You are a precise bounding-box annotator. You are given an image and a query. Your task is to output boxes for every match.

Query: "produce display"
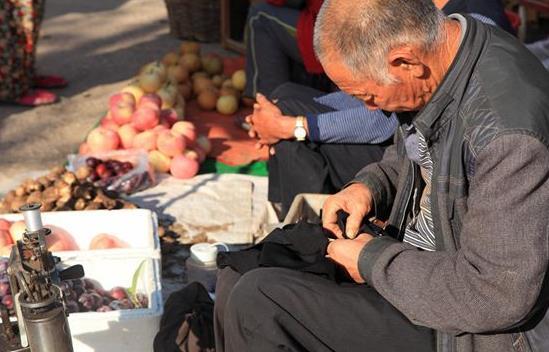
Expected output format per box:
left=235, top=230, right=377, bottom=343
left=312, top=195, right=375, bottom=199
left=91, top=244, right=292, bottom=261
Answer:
left=0, top=258, right=148, bottom=315
left=0, top=166, right=136, bottom=215
left=79, top=41, right=245, bottom=180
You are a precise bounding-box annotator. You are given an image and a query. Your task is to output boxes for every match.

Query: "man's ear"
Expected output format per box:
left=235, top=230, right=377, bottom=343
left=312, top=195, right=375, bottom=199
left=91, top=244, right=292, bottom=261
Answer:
left=388, top=46, right=427, bottom=79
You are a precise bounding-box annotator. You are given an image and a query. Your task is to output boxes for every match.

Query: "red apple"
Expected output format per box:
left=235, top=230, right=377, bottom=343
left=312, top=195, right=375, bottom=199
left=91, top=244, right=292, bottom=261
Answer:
left=118, top=124, right=138, bottom=149
left=171, top=121, right=197, bottom=146
left=109, top=92, right=135, bottom=110
left=170, top=155, right=199, bottom=179
left=9, top=221, right=26, bottom=242
left=110, top=96, right=135, bottom=125
left=160, top=109, right=179, bottom=128
left=0, top=230, right=13, bottom=247
left=87, top=127, right=121, bottom=153
left=79, top=142, right=91, bottom=155
left=138, top=93, right=162, bottom=110
left=100, top=116, right=120, bottom=131
left=45, top=225, right=79, bottom=252
left=133, top=130, right=157, bottom=151
left=132, top=107, right=160, bottom=131
left=157, top=130, right=185, bottom=157
left=0, top=219, right=12, bottom=231
left=89, top=233, right=128, bottom=250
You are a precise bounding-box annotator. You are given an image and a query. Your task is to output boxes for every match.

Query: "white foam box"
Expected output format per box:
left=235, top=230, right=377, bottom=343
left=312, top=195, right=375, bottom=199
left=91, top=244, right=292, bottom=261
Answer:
left=0, top=209, right=162, bottom=352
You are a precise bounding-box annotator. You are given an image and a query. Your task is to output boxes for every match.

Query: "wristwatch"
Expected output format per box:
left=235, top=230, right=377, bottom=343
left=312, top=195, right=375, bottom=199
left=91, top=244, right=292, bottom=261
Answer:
left=294, top=116, right=307, bottom=141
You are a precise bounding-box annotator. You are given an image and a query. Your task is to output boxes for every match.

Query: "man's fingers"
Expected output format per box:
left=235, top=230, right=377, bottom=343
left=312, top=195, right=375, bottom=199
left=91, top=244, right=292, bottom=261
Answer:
left=323, top=222, right=344, bottom=239
left=245, top=115, right=253, bottom=124
left=248, top=129, right=257, bottom=139
left=269, top=146, right=276, bottom=155
left=345, top=211, right=366, bottom=239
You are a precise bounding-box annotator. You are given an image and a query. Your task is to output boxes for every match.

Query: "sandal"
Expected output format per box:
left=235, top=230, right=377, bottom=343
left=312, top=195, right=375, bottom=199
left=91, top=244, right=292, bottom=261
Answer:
left=33, top=74, right=68, bottom=89
left=15, top=90, right=58, bottom=106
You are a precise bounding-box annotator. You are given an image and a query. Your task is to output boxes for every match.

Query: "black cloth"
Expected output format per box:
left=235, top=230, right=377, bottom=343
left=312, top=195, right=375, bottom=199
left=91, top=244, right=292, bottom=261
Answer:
left=217, top=215, right=386, bottom=281
left=217, top=221, right=348, bottom=282
left=154, top=282, right=215, bottom=352
left=267, top=83, right=388, bottom=218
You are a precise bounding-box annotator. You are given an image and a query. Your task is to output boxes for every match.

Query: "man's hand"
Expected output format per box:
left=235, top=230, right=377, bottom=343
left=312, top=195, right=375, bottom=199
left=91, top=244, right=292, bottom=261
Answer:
left=246, top=93, right=296, bottom=146
left=322, top=183, right=374, bottom=239
left=327, top=234, right=373, bottom=283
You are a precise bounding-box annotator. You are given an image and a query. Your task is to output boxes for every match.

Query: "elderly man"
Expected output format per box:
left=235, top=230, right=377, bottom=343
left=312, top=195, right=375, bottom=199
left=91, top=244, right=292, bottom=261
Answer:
left=215, top=1, right=549, bottom=351
left=247, top=0, right=515, bottom=218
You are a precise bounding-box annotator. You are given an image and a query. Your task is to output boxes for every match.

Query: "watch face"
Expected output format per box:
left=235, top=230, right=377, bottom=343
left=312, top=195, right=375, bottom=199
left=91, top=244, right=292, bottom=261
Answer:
left=295, top=127, right=307, bottom=140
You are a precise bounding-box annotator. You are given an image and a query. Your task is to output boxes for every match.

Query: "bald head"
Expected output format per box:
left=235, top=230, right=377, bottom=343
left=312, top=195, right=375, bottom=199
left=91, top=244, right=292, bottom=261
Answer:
left=314, top=0, right=445, bottom=84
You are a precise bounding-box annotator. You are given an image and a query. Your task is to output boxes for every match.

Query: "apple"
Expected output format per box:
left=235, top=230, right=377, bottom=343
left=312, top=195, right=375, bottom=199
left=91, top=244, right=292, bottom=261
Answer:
left=79, top=142, right=91, bottom=155
left=180, top=54, right=202, bottom=73
left=100, top=116, right=120, bottom=131
left=216, top=95, right=239, bottom=115
left=109, top=92, right=135, bottom=110
left=9, top=221, right=26, bottom=242
left=0, top=219, right=11, bottom=231
left=0, top=230, right=13, bottom=247
left=45, top=225, right=79, bottom=251
left=162, top=52, right=179, bottom=66
left=157, top=130, right=185, bottom=157
left=132, top=107, right=160, bottom=131
left=170, top=155, right=199, bottom=179
left=231, top=70, right=246, bottom=91
left=133, top=130, right=157, bottom=151
left=89, top=233, right=128, bottom=250
left=197, top=90, right=218, bottom=111
left=201, top=54, right=223, bottom=75
left=138, top=93, right=162, bottom=110
left=167, top=65, right=189, bottom=83
left=180, top=41, right=201, bottom=55
left=87, top=127, right=121, bottom=152
left=171, top=121, right=197, bottom=145
left=160, top=109, right=179, bottom=128
left=139, top=72, right=163, bottom=93
left=185, top=148, right=206, bottom=163
left=121, top=84, right=144, bottom=103
left=149, top=150, right=172, bottom=173
left=118, top=124, right=138, bottom=149
left=178, top=82, right=192, bottom=100
left=139, top=61, right=167, bottom=82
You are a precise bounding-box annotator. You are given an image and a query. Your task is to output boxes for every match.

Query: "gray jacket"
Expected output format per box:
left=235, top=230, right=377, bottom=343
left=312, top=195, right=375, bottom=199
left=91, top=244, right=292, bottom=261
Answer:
left=355, top=15, right=549, bottom=352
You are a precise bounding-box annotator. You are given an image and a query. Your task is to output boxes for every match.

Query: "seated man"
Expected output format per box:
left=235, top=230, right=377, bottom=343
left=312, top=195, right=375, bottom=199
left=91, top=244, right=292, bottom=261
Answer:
left=215, top=0, right=549, bottom=351
left=247, top=0, right=516, bottom=218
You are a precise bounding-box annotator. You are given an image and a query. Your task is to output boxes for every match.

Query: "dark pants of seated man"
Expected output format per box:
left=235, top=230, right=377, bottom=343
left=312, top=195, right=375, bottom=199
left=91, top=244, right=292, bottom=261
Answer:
left=267, top=83, right=389, bottom=218
left=214, top=267, right=435, bottom=352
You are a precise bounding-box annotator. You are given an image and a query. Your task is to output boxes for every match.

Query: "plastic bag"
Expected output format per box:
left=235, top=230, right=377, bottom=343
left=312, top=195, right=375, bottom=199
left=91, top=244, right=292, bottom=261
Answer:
left=68, top=149, right=155, bottom=194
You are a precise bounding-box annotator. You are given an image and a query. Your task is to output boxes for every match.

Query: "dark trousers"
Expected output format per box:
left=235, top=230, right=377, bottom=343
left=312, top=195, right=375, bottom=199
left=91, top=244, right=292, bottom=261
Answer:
left=244, top=3, right=332, bottom=98
left=268, top=83, right=388, bottom=218
left=214, top=267, right=435, bottom=352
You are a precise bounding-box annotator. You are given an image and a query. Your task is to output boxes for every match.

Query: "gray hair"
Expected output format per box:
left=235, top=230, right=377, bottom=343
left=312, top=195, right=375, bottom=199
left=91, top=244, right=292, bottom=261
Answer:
left=314, top=0, right=446, bottom=84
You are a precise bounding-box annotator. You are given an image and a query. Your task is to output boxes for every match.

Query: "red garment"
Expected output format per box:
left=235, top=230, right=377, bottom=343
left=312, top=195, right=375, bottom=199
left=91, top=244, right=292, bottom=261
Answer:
left=267, top=0, right=325, bottom=74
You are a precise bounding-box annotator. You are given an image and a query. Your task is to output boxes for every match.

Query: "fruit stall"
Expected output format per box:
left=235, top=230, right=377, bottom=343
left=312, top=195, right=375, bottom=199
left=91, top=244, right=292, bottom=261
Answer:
left=0, top=40, right=273, bottom=351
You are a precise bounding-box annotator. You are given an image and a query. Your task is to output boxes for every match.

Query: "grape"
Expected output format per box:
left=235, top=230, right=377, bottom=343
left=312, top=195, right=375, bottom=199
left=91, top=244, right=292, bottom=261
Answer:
left=86, top=157, right=100, bottom=168
left=66, top=300, right=80, bottom=313
left=83, top=278, right=96, bottom=290
left=96, top=305, right=113, bottom=312
left=78, top=293, right=97, bottom=311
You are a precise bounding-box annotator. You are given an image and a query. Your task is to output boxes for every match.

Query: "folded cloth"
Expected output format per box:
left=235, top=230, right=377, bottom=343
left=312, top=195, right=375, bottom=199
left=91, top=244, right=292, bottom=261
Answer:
left=217, top=213, right=386, bottom=282
left=154, top=282, right=215, bottom=352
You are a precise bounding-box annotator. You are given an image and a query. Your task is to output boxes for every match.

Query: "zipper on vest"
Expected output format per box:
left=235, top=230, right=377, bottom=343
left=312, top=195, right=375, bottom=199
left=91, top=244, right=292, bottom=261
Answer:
left=397, top=157, right=418, bottom=240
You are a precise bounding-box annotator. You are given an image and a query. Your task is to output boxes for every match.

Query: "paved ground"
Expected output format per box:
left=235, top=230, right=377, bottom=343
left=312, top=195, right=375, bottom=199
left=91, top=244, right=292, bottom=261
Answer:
left=0, top=0, right=222, bottom=192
